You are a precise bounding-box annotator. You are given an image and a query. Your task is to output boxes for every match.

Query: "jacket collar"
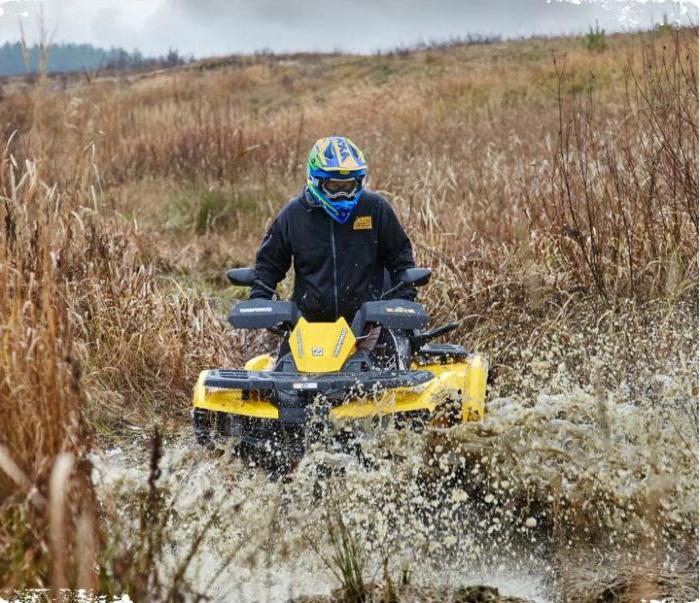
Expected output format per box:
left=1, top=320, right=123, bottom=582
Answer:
left=300, top=187, right=321, bottom=211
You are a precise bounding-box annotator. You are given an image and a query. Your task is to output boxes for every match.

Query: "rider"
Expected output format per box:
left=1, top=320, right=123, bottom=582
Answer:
left=250, top=136, right=416, bottom=324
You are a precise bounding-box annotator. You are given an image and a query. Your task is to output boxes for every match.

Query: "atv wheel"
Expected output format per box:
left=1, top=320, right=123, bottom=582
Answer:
left=394, top=410, right=430, bottom=433
left=192, top=408, right=224, bottom=446
left=429, top=392, right=463, bottom=428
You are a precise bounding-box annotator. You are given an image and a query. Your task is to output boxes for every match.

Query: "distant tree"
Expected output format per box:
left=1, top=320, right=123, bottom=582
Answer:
left=164, top=48, right=184, bottom=67
left=584, top=20, right=608, bottom=53
left=131, top=48, right=144, bottom=69
left=0, top=41, right=178, bottom=77
left=655, top=13, right=675, bottom=34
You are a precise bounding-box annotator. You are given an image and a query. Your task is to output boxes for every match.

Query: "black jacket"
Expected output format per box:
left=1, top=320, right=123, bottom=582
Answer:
left=250, top=189, right=416, bottom=322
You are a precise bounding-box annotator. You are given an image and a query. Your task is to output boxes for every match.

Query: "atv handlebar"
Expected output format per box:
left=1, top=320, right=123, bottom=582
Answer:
left=226, top=267, right=256, bottom=286
left=227, top=267, right=432, bottom=300
left=227, top=268, right=278, bottom=298
left=226, top=267, right=437, bottom=336
left=379, top=268, right=432, bottom=300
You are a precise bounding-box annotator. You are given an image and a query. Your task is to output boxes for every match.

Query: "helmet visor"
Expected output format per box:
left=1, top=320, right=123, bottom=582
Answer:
left=321, top=177, right=361, bottom=200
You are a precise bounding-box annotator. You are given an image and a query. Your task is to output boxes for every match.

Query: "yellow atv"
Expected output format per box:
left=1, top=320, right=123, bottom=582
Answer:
left=192, top=268, right=487, bottom=473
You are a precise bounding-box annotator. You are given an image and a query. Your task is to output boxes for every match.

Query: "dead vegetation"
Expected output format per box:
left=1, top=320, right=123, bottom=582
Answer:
left=0, top=27, right=697, bottom=599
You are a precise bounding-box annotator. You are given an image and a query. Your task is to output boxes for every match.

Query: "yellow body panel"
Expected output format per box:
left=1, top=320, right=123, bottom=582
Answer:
left=244, top=354, right=275, bottom=371
left=461, top=353, right=488, bottom=422
left=329, top=354, right=487, bottom=422
left=192, top=370, right=279, bottom=418
left=290, top=317, right=357, bottom=373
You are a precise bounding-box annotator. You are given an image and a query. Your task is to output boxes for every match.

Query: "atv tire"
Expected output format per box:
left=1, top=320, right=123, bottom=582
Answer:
left=429, top=392, right=463, bottom=428
left=192, top=408, right=225, bottom=446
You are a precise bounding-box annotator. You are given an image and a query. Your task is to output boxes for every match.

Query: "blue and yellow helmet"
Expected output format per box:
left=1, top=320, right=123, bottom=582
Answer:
left=306, top=136, right=367, bottom=224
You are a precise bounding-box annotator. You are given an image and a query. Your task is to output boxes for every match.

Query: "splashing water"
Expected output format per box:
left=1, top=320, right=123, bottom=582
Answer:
left=91, top=303, right=698, bottom=602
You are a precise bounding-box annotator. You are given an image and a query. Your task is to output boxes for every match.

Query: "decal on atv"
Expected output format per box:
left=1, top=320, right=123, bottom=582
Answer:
left=296, top=331, right=304, bottom=357
left=386, top=306, right=416, bottom=314
left=333, top=328, right=348, bottom=357
left=292, top=382, right=318, bottom=390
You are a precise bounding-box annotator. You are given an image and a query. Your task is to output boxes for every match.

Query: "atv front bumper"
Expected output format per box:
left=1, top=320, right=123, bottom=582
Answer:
left=191, top=355, right=487, bottom=425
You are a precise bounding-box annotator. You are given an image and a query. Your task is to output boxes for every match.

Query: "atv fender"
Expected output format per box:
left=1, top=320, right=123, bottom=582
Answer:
left=329, top=353, right=487, bottom=422
left=244, top=354, right=275, bottom=371
left=192, top=371, right=279, bottom=418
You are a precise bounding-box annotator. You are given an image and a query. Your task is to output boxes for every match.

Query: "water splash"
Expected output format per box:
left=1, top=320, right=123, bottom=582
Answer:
left=91, top=301, right=698, bottom=602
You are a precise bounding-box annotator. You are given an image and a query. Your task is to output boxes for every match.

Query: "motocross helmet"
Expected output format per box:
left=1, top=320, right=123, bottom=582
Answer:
left=306, top=136, right=367, bottom=224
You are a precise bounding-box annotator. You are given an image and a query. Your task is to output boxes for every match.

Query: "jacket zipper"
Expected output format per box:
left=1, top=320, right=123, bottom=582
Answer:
left=330, top=220, right=339, bottom=318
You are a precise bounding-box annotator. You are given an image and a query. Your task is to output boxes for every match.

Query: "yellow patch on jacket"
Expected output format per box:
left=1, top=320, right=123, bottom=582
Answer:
left=353, top=216, right=372, bottom=230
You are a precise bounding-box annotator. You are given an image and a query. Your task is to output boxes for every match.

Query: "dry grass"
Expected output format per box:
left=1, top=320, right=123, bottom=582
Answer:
left=0, top=154, right=99, bottom=589
left=0, top=142, right=245, bottom=591
left=0, top=27, right=696, bottom=597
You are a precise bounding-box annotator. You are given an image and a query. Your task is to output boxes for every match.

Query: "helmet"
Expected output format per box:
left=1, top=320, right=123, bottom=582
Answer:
left=306, top=136, right=367, bottom=224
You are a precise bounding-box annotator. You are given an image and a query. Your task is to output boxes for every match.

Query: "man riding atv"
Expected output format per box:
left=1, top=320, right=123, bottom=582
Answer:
left=190, top=136, right=487, bottom=475
left=250, top=136, right=416, bottom=355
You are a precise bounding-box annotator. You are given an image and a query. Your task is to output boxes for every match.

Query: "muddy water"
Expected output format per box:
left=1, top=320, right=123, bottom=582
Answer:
left=91, top=304, right=699, bottom=602
left=92, top=397, right=697, bottom=601
left=93, top=429, right=558, bottom=602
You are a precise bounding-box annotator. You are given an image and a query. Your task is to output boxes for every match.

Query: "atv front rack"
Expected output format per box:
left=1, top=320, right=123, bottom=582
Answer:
left=203, top=369, right=434, bottom=393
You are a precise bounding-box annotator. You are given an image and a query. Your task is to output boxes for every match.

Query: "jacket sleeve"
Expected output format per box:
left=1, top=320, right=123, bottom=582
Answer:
left=250, top=215, right=292, bottom=299
left=378, top=201, right=417, bottom=300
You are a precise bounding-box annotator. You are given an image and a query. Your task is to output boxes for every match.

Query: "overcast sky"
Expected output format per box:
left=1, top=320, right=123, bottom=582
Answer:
left=0, top=0, right=696, bottom=57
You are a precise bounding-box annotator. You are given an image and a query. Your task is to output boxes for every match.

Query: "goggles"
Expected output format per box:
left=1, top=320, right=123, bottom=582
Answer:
left=320, top=177, right=361, bottom=200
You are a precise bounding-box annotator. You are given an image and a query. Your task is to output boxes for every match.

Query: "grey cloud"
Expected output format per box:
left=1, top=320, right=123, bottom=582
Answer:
left=0, top=0, right=696, bottom=57
left=139, top=0, right=696, bottom=55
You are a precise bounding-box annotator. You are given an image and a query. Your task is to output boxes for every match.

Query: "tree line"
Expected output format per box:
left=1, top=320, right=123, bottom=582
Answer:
left=0, top=42, right=188, bottom=77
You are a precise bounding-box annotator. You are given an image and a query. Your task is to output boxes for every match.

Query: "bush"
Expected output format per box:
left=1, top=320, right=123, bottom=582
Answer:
left=585, top=21, right=608, bottom=52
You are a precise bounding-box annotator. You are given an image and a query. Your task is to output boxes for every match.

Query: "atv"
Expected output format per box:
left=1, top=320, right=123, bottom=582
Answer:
left=192, top=267, right=487, bottom=474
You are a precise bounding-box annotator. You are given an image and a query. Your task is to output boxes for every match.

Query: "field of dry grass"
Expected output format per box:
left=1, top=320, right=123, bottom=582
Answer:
left=0, top=27, right=697, bottom=599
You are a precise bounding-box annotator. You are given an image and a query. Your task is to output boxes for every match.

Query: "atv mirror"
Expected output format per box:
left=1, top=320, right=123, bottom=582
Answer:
left=399, top=268, right=432, bottom=287
left=226, top=268, right=257, bottom=287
